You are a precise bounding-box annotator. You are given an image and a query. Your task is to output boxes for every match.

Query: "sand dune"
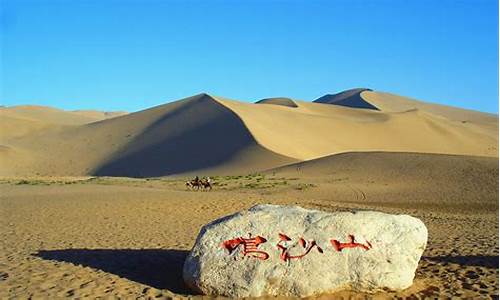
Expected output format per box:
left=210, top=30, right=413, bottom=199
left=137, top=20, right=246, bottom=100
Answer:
left=0, top=105, right=127, bottom=140
left=1, top=105, right=125, bottom=125
left=270, top=151, right=498, bottom=177
left=90, top=94, right=295, bottom=177
left=268, top=151, right=498, bottom=209
left=313, top=88, right=377, bottom=110
left=1, top=90, right=497, bottom=177
left=71, top=110, right=128, bottom=120
left=1, top=94, right=296, bottom=176
left=361, top=91, right=498, bottom=123
left=255, top=97, right=298, bottom=108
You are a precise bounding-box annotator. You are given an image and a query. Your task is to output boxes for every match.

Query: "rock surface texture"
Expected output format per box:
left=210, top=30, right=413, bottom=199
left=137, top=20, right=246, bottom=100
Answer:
left=183, top=204, right=428, bottom=297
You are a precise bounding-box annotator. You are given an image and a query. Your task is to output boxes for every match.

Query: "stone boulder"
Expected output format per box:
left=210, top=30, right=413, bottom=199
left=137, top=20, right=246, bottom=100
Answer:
left=183, top=204, right=427, bottom=297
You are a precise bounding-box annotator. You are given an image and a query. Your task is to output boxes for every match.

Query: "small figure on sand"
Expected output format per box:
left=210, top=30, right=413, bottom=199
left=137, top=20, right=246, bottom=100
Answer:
left=186, top=176, right=212, bottom=191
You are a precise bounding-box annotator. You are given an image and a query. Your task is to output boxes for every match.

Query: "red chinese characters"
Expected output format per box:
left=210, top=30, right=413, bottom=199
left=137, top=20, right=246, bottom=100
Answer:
left=276, top=233, right=324, bottom=262
left=330, top=234, right=372, bottom=252
left=221, top=234, right=269, bottom=260
left=222, top=233, right=372, bottom=262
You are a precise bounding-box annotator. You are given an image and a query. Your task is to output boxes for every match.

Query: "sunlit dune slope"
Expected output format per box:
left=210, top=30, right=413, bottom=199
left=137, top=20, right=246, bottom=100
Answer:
left=2, top=105, right=125, bottom=125
left=269, top=151, right=498, bottom=181
left=267, top=151, right=498, bottom=208
left=0, top=105, right=127, bottom=140
left=215, top=92, right=497, bottom=160
left=361, top=91, right=498, bottom=137
left=71, top=110, right=128, bottom=120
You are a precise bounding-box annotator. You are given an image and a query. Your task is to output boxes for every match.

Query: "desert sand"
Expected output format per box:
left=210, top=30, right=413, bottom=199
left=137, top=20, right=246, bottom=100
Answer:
left=0, top=89, right=498, bottom=298
left=0, top=152, right=498, bottom=298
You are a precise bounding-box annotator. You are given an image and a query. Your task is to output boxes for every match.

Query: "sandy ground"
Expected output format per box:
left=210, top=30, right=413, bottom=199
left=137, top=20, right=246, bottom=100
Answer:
left=1, top=156, right=498, bottom=299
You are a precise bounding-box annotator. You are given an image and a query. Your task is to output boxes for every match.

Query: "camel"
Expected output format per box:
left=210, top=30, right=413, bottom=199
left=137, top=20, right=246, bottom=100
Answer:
left=186, top=176, right=212, bottom=191
left=200, top=178, right=212, bottom=191
left=185, top=179, right=201, bottom=190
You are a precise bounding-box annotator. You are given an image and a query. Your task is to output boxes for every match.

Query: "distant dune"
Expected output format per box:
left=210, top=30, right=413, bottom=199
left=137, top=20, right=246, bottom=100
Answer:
left=218, top=91, right=497, bottom=161
left=71, top=110, right=128, bottom=121
left=255, top=97, right=298, bottom=108
left=1, top=90, right=497, bottom=177
left=361, top=91, right=498, bottom=127
left=314, top=88, right=377, bottom=110
left=1, top=105, right=126, bottom=125
left=0, top=105, right=127, bottom=140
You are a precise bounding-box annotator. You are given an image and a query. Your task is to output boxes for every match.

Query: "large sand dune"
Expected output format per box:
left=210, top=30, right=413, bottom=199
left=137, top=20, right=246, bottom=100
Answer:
left=1, top=94, right=296, bottom=176
left=1, top=90, right=497, bottom=177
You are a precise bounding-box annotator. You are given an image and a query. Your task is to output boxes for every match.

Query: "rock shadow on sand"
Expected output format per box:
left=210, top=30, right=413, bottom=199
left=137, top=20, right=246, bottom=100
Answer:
left=423, top=255, right=499, bottom=268
left=35, top=249, right=191, bottom=294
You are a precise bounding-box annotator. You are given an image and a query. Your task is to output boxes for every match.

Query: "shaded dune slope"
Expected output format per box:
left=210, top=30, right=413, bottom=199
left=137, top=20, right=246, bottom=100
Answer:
left=314, top=88, right=377, bottom=110
left=255, top=97, right=298, bottom=108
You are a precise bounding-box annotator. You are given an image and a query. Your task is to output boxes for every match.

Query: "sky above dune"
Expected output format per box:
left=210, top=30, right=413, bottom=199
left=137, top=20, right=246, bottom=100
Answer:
left=1, top=0, right=498, bottom=113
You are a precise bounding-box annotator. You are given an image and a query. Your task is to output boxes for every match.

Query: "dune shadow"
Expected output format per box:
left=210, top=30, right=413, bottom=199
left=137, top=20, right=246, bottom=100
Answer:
left=423, top=255, right=499, bottom=268
left=35, top=248, right=192, bottom=294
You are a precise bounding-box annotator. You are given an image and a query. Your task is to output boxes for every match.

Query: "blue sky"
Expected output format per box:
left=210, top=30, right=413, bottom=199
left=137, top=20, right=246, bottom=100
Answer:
left=1, top=0, right=498, bottom=113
